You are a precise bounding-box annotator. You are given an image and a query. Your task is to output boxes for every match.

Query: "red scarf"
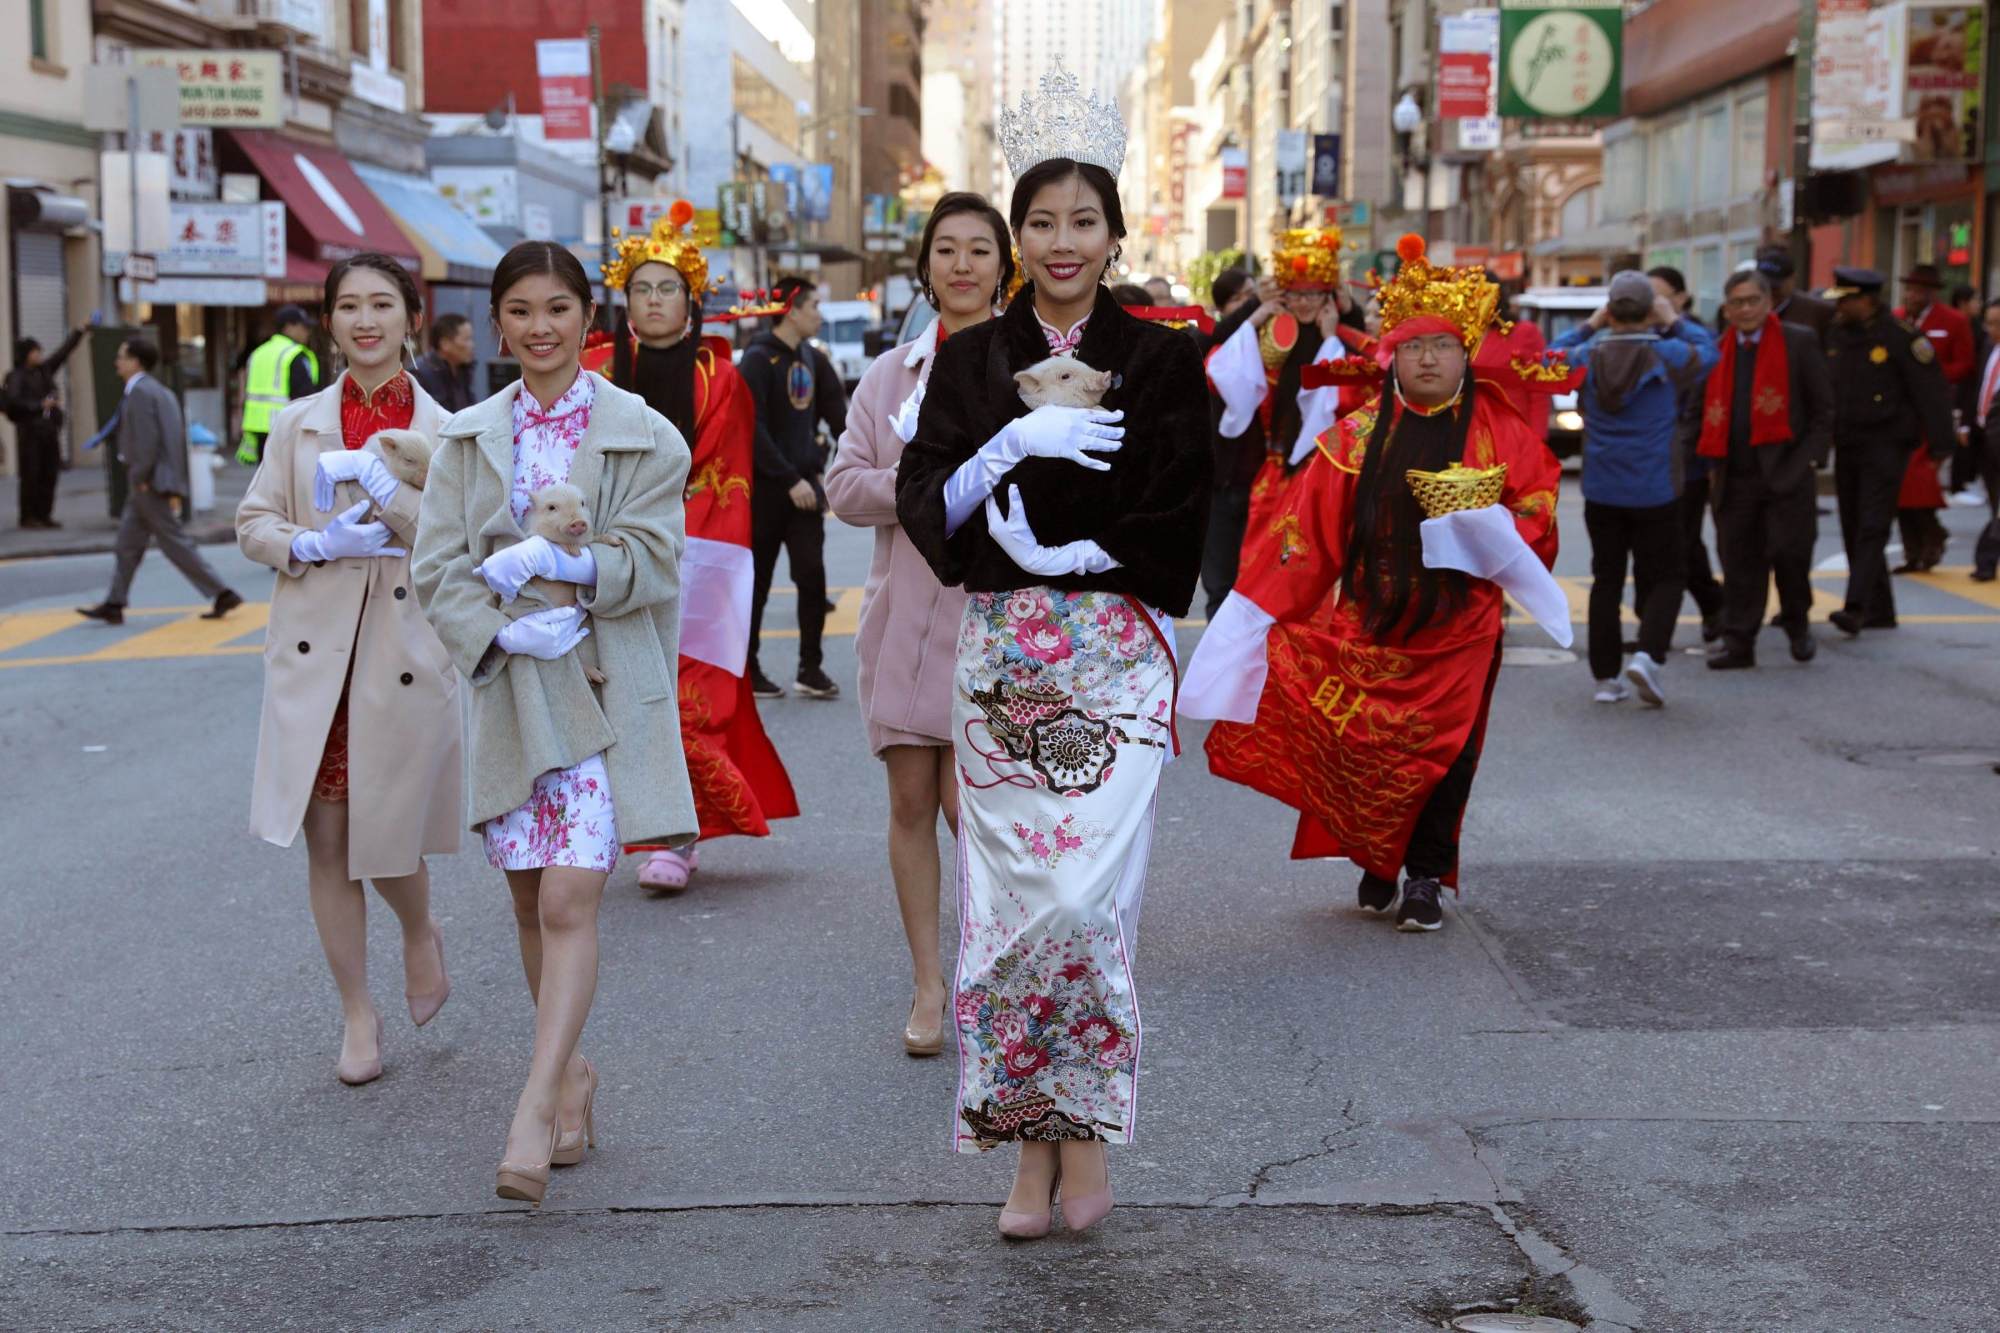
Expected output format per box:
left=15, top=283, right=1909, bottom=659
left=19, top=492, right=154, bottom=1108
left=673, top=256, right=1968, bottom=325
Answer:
left=1697, top=316, right=1790, bottom=459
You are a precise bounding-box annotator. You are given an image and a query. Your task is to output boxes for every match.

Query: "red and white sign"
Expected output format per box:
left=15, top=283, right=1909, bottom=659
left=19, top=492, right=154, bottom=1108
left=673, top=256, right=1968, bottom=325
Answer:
left=1221, top=147, right=1247, bottom=200
left=536, top=38, right=593, bottom=142
left=1486, top=251, right=1525, bottom=281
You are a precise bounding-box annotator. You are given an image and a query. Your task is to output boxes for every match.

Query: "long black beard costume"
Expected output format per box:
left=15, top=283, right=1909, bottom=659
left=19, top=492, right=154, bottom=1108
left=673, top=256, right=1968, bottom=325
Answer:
left=1341, top=371, right=1476, bottom=641
left=612, top=323, right=702, bottom=443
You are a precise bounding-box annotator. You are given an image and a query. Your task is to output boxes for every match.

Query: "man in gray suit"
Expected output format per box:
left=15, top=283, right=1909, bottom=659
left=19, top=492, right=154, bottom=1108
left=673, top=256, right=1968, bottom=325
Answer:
left=78, top=336, right=242, bottom=625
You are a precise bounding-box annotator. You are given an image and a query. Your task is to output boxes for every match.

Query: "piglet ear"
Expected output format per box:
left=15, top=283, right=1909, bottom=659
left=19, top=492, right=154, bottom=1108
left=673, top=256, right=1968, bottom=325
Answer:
left=1012, top=369, right=1034, bottom=387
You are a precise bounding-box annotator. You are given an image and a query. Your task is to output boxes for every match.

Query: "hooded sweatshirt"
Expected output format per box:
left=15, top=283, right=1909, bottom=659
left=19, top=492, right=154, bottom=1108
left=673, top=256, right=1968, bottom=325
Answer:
left=1551, top=318, right=1718, bottom=507
left=738, top=329, right=848, bottom=497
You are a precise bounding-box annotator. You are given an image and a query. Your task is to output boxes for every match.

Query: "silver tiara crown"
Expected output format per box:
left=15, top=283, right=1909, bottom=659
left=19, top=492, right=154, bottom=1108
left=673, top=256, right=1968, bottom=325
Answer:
left=998, top=58, right=1127, bottom=179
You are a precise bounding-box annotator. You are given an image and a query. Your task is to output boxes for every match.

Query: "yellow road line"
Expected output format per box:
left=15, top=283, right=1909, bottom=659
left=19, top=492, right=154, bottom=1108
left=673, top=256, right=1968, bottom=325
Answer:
left=85, top=602, right=270, bottom=661
left=0, top=604, right=217, bottom=656
left=1903, top=565, right=2000, bottom=611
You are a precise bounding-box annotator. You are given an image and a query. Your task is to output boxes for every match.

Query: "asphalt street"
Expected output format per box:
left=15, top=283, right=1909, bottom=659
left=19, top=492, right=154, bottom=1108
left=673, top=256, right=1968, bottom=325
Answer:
left=1, top=489, right=1996, bottom=1332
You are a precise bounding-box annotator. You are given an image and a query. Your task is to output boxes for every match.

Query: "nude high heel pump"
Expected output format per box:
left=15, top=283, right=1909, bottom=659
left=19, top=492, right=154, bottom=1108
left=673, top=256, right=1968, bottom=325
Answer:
left=495, top=1121, right=561, bottom=1205
left=903, top=996, right=946, bottom=1058
left=336, top=1013, right=384, bottom=1086
left=407, top=923, right=450, bottom=1028
left=1059, top=1146, right=1114, bottom=1233
left=551, top=1058, right=597, bottom=1167
left=998, top=1163, right=1061, bottom=1241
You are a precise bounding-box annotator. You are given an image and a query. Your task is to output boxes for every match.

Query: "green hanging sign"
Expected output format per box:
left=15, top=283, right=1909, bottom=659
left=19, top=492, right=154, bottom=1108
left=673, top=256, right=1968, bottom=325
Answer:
left=1498, top=0, right=1623, bottom=120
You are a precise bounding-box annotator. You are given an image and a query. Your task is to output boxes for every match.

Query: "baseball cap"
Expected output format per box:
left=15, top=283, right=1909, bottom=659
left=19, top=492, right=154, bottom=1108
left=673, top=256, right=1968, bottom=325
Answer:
left=1607, top=270, right=1655, bottom=308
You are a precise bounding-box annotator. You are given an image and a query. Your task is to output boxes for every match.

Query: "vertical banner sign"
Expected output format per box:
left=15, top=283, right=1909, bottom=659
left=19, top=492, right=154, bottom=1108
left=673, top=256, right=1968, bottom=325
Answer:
left=1442, top=9, right=1503, bottom=149
left=1276, top=129, right=1309, bottom=205
left=535, top=38, right=593, bottom=141
left=1221, top=147, right=1248, bottom=199
left=1311, top=133, right=1342, bottom=196
left=1904, top=3, right=1983, bottom=162
left=1498, top=0, right=1622, bottom=119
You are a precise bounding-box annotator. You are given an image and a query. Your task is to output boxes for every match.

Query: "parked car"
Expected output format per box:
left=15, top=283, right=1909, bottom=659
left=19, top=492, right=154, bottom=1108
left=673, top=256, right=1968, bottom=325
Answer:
left=813, top=299, right=878, bottom=391
left=1512, top=286, right=1606, bottom=459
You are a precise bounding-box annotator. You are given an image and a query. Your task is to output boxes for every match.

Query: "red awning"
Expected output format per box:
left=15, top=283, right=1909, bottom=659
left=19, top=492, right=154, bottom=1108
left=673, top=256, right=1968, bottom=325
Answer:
left=230, top=129, right=420, bottom=271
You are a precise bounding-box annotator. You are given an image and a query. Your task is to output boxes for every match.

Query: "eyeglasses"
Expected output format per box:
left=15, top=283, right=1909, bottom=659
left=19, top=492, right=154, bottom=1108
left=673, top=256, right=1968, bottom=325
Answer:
left=628, top=281, right=686, bottom=300
left=1395, top=335, right=1461, bottom=360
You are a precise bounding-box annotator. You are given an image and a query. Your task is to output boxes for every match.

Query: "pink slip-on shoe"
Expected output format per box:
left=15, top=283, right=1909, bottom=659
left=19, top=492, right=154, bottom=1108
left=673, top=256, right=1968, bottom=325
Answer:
left=638, top=847, right=699, bottom=892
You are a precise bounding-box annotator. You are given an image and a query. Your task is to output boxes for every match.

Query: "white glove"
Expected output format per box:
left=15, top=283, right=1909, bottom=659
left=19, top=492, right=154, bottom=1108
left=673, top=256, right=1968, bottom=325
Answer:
left=473, top=535, right=596, bottom=603
left=313, top=450, right=400, bottom=512
left=290, top=500, right=406, bottom=563
left=983, top=484, right=1122, bottom=577
left=493, top=605, right=591, bottom=660
left=942, top=404, right=1126, bottom=535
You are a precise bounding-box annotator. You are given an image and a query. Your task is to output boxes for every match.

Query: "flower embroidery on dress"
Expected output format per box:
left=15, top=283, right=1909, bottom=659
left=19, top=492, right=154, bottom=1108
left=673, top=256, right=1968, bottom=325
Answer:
left=1009, top=813, right=1100, bottom=867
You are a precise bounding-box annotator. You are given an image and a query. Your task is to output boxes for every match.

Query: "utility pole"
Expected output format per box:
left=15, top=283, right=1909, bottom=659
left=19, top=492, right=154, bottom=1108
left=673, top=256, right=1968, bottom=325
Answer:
left=1791, top=0, right=1816, bottom=276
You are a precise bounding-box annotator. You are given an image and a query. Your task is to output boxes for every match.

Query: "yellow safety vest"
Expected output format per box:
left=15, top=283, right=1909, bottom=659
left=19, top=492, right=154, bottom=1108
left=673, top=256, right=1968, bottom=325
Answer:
left=241, top=334, right=317, bottom=435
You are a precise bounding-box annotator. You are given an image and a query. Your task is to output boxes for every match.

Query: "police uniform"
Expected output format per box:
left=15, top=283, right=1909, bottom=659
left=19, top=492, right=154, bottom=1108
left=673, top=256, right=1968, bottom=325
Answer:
left=1822, top=268, right=1955, bottom=632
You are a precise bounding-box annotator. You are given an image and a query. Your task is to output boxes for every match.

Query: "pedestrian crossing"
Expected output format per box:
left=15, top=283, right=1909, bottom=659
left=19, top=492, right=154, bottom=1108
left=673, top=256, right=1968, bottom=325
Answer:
left=2, top=574, right=1995, bottom=672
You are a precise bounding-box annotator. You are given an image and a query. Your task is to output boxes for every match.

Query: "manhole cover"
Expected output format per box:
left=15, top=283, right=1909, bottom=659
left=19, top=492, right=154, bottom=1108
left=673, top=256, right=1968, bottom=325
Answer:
left=1502, top=646, right=1576, bottom=667
left=1451, top=1316, right=1582, bottom=1333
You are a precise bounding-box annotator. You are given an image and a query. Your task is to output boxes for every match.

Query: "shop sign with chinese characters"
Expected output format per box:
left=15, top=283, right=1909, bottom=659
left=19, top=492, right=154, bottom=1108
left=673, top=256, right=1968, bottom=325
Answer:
left=161, top=202, right=267, bottom=276
left=134, top=50, right=284, bottom=127
left=1498, top=0, right=1621, bottom=120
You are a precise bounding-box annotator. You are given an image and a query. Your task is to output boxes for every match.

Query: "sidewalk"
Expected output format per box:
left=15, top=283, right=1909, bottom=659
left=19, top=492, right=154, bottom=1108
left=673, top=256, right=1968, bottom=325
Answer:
left=0, top=455, right=253, bottom=561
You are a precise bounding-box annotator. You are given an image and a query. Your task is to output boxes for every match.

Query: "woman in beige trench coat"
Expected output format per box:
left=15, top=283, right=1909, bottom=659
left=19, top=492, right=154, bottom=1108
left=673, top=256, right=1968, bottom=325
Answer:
left=414, top=241, right=696, bottom=1206
left=236, top=254, right=462, bottom=1087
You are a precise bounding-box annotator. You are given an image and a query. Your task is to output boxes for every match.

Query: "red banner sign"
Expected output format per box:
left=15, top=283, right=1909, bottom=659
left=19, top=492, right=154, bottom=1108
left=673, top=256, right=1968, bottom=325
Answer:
left=1439, top=51, right=1494, bottom=118
left=536, top=38, right=593, bottom=142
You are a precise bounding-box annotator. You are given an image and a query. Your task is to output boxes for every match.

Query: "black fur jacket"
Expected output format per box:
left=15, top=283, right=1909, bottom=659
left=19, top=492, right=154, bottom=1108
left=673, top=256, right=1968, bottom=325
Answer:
left=895, top=285, right=1212, bottom=617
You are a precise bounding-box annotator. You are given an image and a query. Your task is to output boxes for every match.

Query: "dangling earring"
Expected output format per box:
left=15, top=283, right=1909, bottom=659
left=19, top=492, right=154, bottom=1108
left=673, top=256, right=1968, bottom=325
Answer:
left=498, top=336, right=510, bottom=359
left=403, top=336, right=417, bottom=364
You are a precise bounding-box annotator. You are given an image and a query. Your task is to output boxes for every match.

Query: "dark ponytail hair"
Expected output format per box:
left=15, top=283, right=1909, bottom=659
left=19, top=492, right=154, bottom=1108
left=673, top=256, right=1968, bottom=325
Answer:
left=490, top=240, right=594, bottom=316
left=917, top=191, right=1014, bottom=309
left=1340, top=372, right=1475, bottom=640
left=323, top=253, right=424, bottom=325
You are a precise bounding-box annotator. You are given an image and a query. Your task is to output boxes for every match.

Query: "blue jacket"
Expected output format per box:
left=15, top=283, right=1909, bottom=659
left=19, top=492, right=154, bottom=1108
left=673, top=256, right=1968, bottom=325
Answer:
left=1551, top=318, right=1719, bottom=507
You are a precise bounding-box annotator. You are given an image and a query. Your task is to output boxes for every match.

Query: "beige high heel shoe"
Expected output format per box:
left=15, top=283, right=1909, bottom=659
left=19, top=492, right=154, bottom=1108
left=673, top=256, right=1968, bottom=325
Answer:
left=551, top=1058, right=597, bottom=1167
left=495, top=1121, right=561, bottom=1205
left=998, top=1163, right=1061, bottom=1241
left=335, top=1013, right=384, bottom=1086
left=406, top=923, right=449, bottom=1028
left=903, top=995, right=946, bottom=1058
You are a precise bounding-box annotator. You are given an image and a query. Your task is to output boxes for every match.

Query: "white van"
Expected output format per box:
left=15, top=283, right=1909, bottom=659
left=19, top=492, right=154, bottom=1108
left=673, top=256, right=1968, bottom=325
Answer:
left=813, top=299, right=878, bottom=391
left=1512, top=286, right=1606, bottom=459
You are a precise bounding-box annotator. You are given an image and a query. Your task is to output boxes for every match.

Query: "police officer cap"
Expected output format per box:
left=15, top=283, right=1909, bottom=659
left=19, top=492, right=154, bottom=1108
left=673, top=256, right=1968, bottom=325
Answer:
left=274, top=304, right=311, bottom=328
left=1822, top=267, right=1883, bottom=301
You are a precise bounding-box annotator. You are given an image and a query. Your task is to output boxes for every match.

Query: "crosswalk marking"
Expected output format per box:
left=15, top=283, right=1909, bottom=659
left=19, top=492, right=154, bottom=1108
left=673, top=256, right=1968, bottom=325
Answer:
left=87, top=602, right=269, bottom=661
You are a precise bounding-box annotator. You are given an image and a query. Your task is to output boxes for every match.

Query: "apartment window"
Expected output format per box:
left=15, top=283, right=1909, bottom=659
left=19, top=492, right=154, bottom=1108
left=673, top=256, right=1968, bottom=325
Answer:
left=350, top=0, right=369, bottom=59
left=1734, top=89, right=1768, bottom=198
left=1651, top=116, right=1689, bottom=213
left=1561, top=185, right=1599, bottom=235
left=29, top=0, right=48, bottom=62
left=1695, top=102, right=1730, bottom=206
left=733, top=55, right=800, bottom=144
left=1602, top=131, right=1646, bottom=221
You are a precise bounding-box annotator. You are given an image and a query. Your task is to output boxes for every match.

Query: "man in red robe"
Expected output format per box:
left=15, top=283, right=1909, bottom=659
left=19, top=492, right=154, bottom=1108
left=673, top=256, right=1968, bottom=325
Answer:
left=1180, top=235, right=1574, bottom=933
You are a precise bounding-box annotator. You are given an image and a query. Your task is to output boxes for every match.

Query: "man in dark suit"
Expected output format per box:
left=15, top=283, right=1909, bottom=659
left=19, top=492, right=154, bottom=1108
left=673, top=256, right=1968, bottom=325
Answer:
left=1703, top=270, right=1836, bottom=668
left=1821, top=269, right=1956, bottom=636
left=1757, top=245, right=1835, bottom=346
left=77, top=336, right=242, bottom=626
left=410, top=312, right=477, bottom=414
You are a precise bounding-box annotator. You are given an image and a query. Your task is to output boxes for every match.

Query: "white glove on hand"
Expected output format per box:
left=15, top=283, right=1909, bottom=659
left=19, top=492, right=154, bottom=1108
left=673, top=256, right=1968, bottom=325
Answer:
left=983, top=484, right=1122, bottom=577
left=493, top=605, right=591, bottom=660
left=313, top=450, right=400, bottom=512
left=474, top=535, right=559, bottom=604
left=942, top=405, right=1126, bottom=535
left=290, top=500, right=406, bottom=563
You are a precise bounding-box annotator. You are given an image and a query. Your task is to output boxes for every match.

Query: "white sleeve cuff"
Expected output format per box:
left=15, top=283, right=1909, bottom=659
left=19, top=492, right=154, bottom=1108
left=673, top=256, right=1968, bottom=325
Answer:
left=1210, top=321, right=1269, bottom=438
left=1178, top=591, right=1276, bottom=723
left=1421, top=506, right=1573, bottom=648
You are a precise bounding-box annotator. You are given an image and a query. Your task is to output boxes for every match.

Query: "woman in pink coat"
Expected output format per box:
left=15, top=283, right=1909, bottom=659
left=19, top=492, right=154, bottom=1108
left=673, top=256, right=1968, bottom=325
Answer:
left=825, top=192, right=1013, bottom=1057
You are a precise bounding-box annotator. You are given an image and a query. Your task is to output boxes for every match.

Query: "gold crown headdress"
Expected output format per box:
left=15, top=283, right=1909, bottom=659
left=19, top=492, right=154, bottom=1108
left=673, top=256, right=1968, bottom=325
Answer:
left=1272, top=226, right=1345, bottom=291
left=603, top=200, right=711, bottom=300
left=998, top=58, right=1128, bottom=179
left=1374, top=233, right=1507, bottom=356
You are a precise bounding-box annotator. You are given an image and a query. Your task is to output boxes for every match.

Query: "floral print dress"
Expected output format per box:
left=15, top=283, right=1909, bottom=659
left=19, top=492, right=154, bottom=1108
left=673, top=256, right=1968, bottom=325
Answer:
left=948, top=319, right=1177, bottom=1152
left=482, top=373, right=620, bottom=873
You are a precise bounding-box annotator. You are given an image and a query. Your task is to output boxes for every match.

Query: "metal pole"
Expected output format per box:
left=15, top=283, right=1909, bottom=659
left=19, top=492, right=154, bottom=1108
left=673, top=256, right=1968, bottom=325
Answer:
left=590, top=24, right=611, bottom=323
left=125, top=73, right=140, bottom=322
left=1791, top=0, right=1815, bottom=276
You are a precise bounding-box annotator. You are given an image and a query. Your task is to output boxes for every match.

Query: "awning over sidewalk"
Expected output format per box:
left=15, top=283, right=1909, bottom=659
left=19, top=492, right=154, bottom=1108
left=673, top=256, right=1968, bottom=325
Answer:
left=353, top=163, right=505, bottom=286
left=229, top=129, right=420, bottom=273
left=1531, top=223, right=1643, bottom=259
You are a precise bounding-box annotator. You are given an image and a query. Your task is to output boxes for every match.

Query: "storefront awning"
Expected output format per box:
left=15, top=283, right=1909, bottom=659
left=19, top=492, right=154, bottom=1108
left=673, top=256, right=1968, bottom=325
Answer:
left=229, top=129, right=420, bottom=273
left=1531, top=223, right=1642, bottom=259
left=353, top=164, right=505, bottom=286
left=269, top=254, right=330, bottom=305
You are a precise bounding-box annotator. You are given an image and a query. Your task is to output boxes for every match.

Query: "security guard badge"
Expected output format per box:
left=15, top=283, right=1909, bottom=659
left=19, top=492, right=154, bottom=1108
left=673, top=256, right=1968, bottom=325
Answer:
left=1910, top=336, right=1936, bottom=365
left=1869, top=345, right=1890, bottom=364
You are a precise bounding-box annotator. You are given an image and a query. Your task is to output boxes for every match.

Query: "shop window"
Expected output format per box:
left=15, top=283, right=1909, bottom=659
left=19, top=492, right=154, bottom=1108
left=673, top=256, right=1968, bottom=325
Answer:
left=1696, top=103, right=1730, bottom=206
left=1692, top=242, right=1724, bottom=318
left=29, top=0, right=48, bottom=61
left=1651, top=116, right=1689, bottom=215
left=1735, top=90, right=1767, bottom=198
left=1603, top=132, right=1645, bottom=221
left=1560, top=185, right=1599, bottom=236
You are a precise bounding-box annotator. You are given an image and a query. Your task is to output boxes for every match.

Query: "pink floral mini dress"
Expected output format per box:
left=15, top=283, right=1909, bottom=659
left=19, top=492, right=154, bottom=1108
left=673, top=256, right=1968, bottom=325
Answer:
left=482, top=373, right=620, bottom=873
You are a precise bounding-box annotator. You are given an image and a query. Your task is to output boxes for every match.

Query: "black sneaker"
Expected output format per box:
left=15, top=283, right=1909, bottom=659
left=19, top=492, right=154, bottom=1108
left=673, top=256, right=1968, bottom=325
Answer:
left=1788, top=631, right=1817, bottom=663
left=749, top=666, right=785, bottom=699
left=1395, top=877, right=1445, bottom=932
left=795, top=666, right=840, bottom=699
left=77, top=602, right=124, bottom=625
left=1356, top=871, right=1399, bottom=914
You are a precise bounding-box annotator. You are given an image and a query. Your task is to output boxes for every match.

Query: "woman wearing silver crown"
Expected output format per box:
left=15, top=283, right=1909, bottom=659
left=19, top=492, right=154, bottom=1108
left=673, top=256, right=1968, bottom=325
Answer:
left=897, top=61, right=1212, bottom=1239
